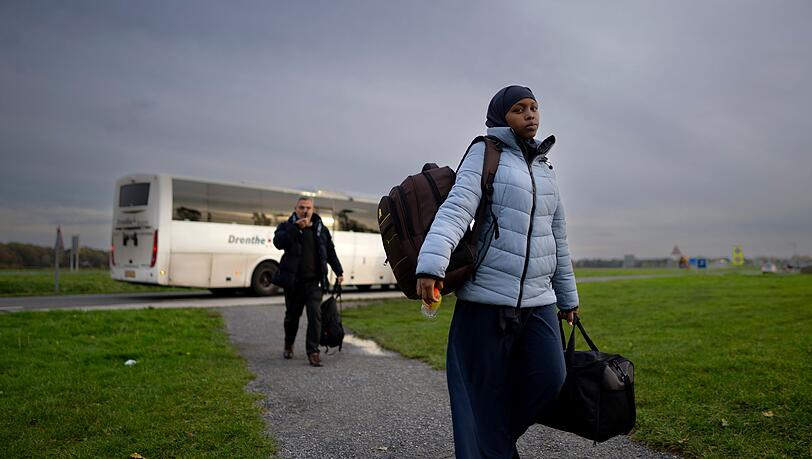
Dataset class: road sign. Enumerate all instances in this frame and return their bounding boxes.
[54,226,64,293]
[71,235,80,271]
[697,258,707,269]
[54,225,64,252]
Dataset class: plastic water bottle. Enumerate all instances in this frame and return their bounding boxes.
[421,288,442,319]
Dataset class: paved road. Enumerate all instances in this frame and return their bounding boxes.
[222,303,679,459]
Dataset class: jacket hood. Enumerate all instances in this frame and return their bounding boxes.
[486,127,555,162]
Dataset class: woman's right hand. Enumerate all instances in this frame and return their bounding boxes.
[416,277,443,303]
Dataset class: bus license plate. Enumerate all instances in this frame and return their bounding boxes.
[125,270,136,278]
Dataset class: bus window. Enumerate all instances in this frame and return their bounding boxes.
[207,184,260,225]
[119,183,150,207]
[334,199,379,233]
[315,203,335,231]
[261,189,302,226]
[173,179,207,221]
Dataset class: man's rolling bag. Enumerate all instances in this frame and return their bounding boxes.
[539,317,636,443]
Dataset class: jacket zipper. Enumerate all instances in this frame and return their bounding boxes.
[516,160,536,308]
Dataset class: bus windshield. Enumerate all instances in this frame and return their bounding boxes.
[119,183,150,207]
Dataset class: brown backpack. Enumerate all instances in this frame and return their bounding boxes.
[377,136,502,299]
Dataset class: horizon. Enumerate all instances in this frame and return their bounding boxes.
[1,236,806,262]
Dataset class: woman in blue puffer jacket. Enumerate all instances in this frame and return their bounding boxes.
[416,85,579,459]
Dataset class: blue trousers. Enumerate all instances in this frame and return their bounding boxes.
[447,300,566,459]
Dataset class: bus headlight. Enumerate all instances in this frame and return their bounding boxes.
[159,270,166,276]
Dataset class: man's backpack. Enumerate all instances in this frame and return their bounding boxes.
[319,282,344,352]
[377,136,502,300]
[538,317,636,443]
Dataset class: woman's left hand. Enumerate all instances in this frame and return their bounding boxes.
[558,307,579,326]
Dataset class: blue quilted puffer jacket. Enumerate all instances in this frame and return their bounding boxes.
[416,127,578,310]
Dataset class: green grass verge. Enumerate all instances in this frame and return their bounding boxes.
[0,269,203,297]
[0,267,687,298]
[0,308,275,458]
[573,267,685,278]
[342,273,812,458]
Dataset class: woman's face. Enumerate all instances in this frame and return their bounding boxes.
[505,98,540,140]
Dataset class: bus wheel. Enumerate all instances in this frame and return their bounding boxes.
[251,262,279,296]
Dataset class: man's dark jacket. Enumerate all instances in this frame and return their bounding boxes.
[271,212,343,291]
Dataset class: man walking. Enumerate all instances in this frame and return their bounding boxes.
[272,196,343,367]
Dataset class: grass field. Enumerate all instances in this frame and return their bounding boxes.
[573,267,686,278]
[0,267,691,299]
[0,308,275,458]
[0,269,203,297]
[342,272,812,458]
[0,267,684,298]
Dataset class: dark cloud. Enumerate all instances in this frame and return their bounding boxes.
[1,0,810,258]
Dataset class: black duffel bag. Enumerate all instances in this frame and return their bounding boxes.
[539,317,636,443]
[319,282,345,352]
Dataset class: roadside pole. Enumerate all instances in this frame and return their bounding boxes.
[54,226,64,293]
[71,235,80,272]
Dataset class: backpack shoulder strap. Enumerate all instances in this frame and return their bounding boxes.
[452,136,503,280]
[455,135,500,171]
[472,136,502,239]
[455,135,502,227]
[480,136,501,201]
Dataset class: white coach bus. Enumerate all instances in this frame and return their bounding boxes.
[110,173,395,295]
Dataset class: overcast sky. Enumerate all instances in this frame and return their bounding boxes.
[2,1,810,258]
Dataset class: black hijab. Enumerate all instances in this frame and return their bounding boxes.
[485,85,536,128]
[486,85,549,162]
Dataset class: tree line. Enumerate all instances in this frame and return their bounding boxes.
[0,242,109,269]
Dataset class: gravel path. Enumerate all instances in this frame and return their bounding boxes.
[222,304,679,459]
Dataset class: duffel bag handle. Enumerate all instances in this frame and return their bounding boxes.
[559,316,600,357]
[332,280,343,312]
